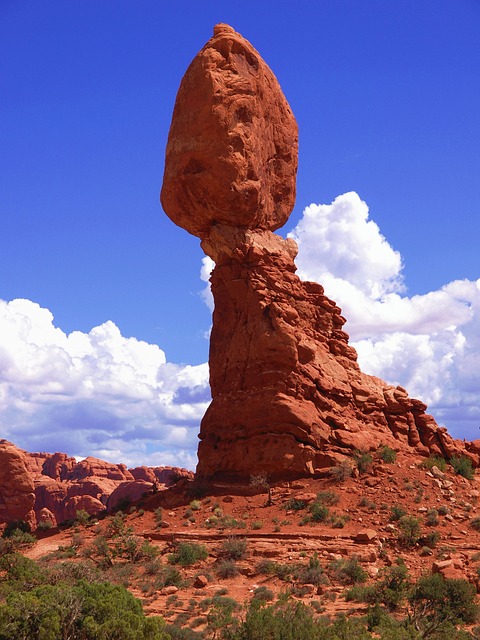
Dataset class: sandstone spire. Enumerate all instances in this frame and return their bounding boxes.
[161,25,479,481]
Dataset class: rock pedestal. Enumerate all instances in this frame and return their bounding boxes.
[161,25,479,481]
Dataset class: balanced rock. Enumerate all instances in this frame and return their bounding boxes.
[161,23,298,237]
[161,25,478,481]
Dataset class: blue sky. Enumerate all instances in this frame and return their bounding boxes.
[1,1,479,468]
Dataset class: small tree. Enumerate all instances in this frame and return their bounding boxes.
[408,573,479,638]
[398,515,421,547]
[250,472,272,506]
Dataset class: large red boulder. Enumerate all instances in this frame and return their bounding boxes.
[161,23,298,237]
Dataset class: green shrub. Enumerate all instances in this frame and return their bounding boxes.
[422,530,441,548]
[450,455,475,480]
[390,504,407,522]
[316,490,339,506]
[292,553,326,586]
[425,508,439,526]
[189,500,202,511]
[0,561,169,640]
[216,559,239,579]
[75,509,91,526]
[398,515,421,547]
[422,455,448,472]
[154,507,163,527]
[329,513,349,528]
[251,586,274,602]
[330,556,367,585]
[168,543,208,567]
[155,565,183,589]
[250,520,263,530]
[329,460,353,482]
[282,498,306,511]
[2,520,31,538]
[220,537,247,560]
[470,517,480,531]
[354,450,373,474]
[309,502,329,522]
[378,445,397,463]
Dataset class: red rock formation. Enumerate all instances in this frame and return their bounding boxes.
[0,440,192,528]
[0,440,35,527]
[161,25,478,482]
[161,23,298,237]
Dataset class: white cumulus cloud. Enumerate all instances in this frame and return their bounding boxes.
[289,193,480,441]
[0,298,210,468]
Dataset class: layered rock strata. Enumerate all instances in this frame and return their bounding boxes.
[161,25,479,481]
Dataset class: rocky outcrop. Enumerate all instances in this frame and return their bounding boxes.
[161,24,478,481]
[0,440,35,527]
[0,441,193,529]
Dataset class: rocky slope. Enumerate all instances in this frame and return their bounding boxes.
[21,451,480,635]
[0,439,193,529]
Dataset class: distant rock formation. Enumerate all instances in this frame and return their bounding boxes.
[161,25,480,481]
[0,440,193,529]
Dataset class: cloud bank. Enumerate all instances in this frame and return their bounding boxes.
[289,192,480,440]
[2,192,478,468]
[0,299,209,468]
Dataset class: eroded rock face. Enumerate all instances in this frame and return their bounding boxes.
[0,440,35,526]
[0,440,193,529]
[162,25,477,481]
[195,230,474,480]
[161,23,298,237]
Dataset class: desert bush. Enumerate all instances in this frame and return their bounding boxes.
[282,498,306,511]
[421,530,440,549]
[359,496,377,510]
[292,553,326,586]
[378,445,397,463]
[354,450,373,474]
[216,559,239,579]
[155,565,183,589]
[308,502,329,522]
[330,556,367,585]
[220,537,247,560]
[438,504,450,516]
[316,490,339,506]
[154,507,163,527]
[470,517,480,531]
[250,520,263,530]
[450,455,475,480]
[329,460,353,482]
[397,515,421,547]
[189,500,202,511]
[251,586,274,602]
[169,543,208,567]
[75,509,91,526]
[422,455,448,472]
[256,559,292,581]
[346,560,410,611]
[2,520,31,538]
[0,558,169,640]
[205,514,246,530]
[390,504,407,522]
[425,509,439,526]
[329,513,349,528]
